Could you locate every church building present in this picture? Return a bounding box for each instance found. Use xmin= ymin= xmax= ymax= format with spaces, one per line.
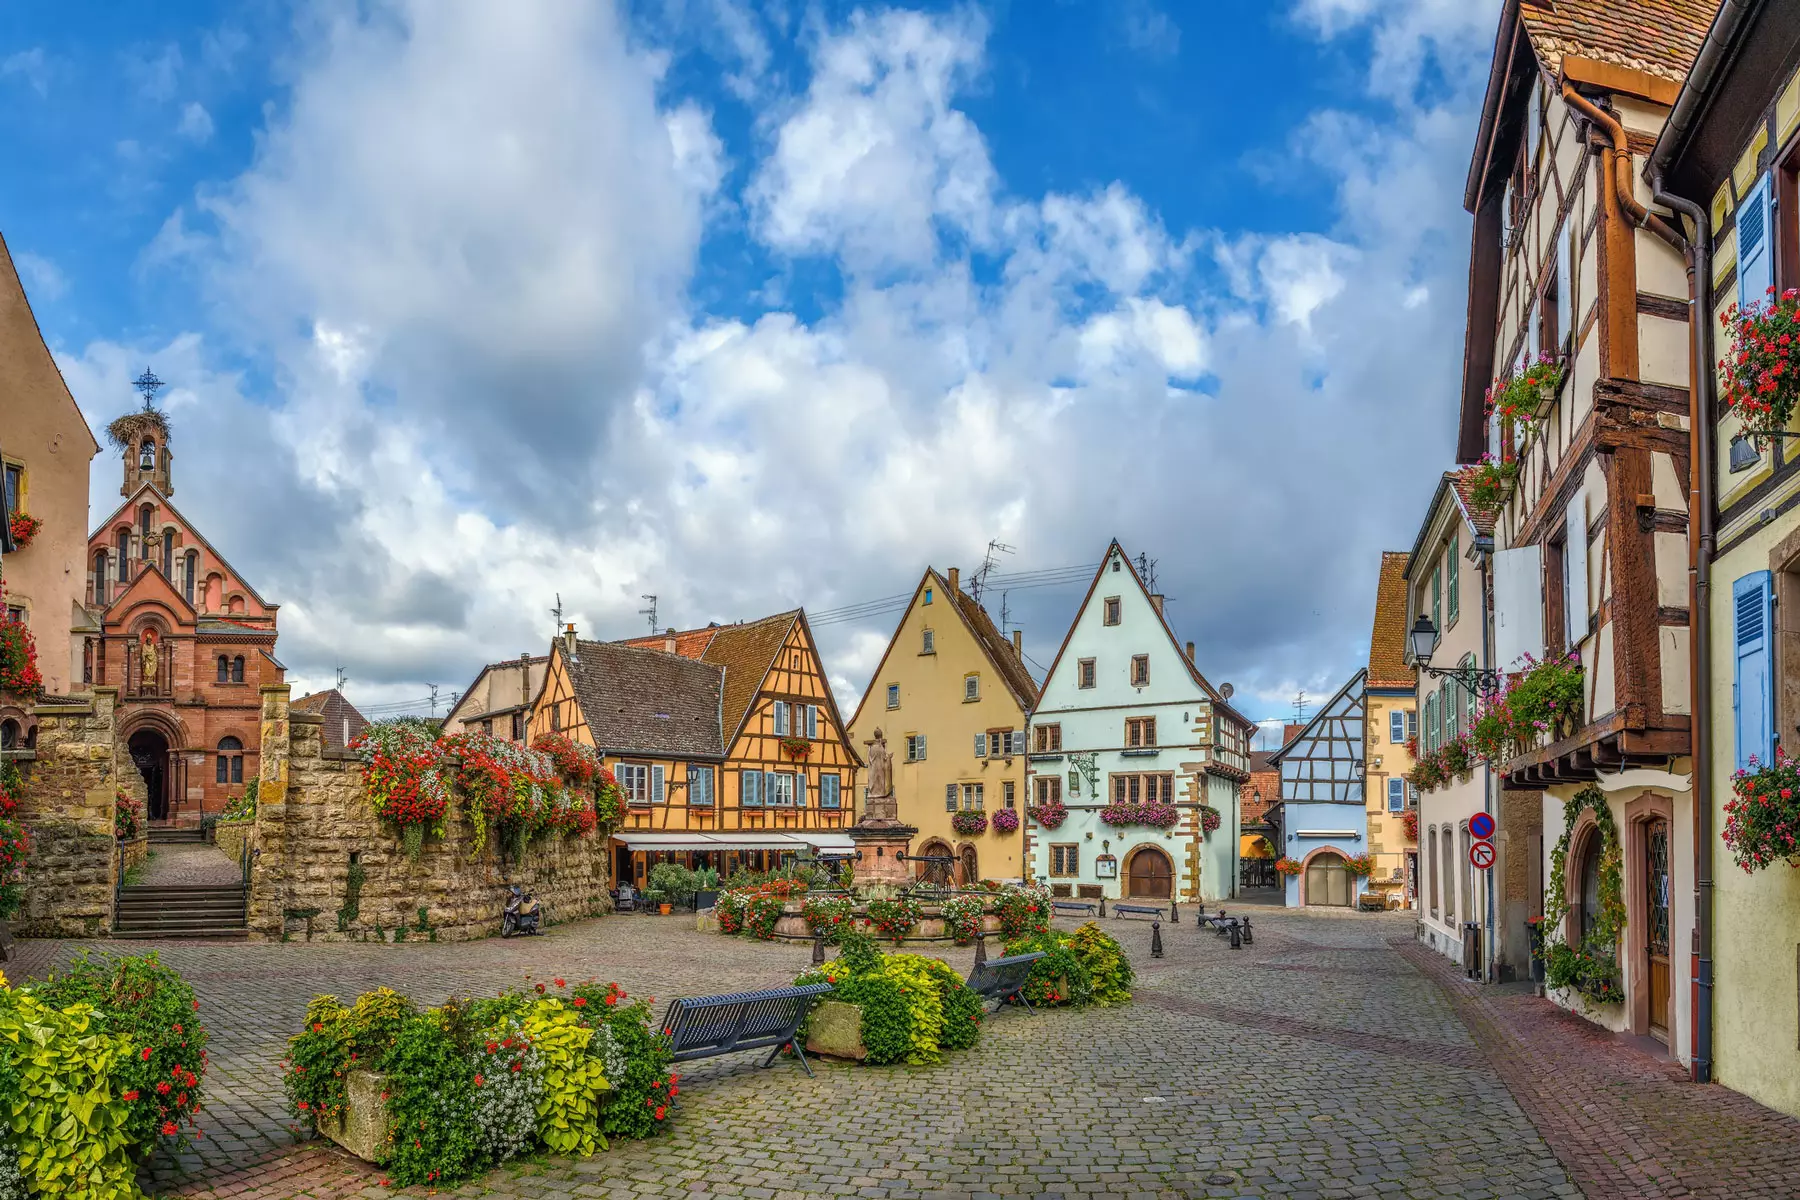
xmin=85 ymin=393 xmax=282 ymax=826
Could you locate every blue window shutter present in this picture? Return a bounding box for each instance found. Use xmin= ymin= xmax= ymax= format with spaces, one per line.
xmin=797 ymin=773 xmax=808 ymax=808
xmin=808 ymin=705 xmax=818 ymax=738
xmin=773 ymin=701 xmax=788 ymax=736
xmin=1734 ymin=571 xmax=1776 ymax=770
xmin=743 ymin=770 xmax=761 ymax=807
xmin=651 ymin=765 xmax=665 ymax=805
xmin=1739 ymin=175 xmax=1774 ymax=314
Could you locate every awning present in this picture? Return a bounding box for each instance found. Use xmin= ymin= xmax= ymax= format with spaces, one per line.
xmin=611 ymin=832 xmax=823 ymax=852
xmin=792 ymin=832 xmax=855 ymax=851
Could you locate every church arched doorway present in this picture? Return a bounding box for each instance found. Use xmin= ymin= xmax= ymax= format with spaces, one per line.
xmin=957 ymin=843 xmax=978 ymax=887
xmin=1124 ymin=845 xmax=1173 ymax=899
xmin=129 ymin=729 xmax=170 ymax=821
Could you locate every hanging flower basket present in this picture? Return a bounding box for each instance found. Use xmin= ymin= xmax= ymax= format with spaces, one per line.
xmin=1720 ymin=287 xmax=1800 ymax=448
xmin=1458 ymin=454 xmax=1520 ymax=510
xmin=1028 ymin=801 xmax=1067 ymax=829
xmin=990 ymin=808 xmax=1020 ymax=834
xmin=1400 ymin=810 xmax=1419 ymax=842
xmin=1198 ymin=805 xmax=1221 ymax=834
xmin=779 ymin=737 xmax=811 ymax=760
xmin=1274 ymin=857 xmax=1303 ymax=877
xmin=1486 ymin=355 xmax=1565 ymax=430
xmin=1099 ymin=802 xmax=1179 ymax=829
xmin=1723 ymin=748 xmax=1800 ymax=871
xmin=7 ymin=512 xmax=41 ymax=550
xmin=950 ymin=810 xmax=988 ymax=836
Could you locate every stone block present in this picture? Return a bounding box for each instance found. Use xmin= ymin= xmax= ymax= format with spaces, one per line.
xmin=805 ymin=1000 xmax=866 ymax=1061
xmin=315 ymin=1069 xmax=392 ymax=1163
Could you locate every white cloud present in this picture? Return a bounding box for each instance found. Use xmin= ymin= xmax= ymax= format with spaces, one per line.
xmin=1119 ymin=1 xmax=1180 ymax=60
xmin=132 ymin=43 xmax=183 ymax=103
xmin=1291 ymin=0 xmax=1500 ymax=102
xmin=14 ymin=252 xmax=67 ymax=302
xmin=1 ymin=48 xmax=49 ymax=96
xmin=177 ymin=101 xmax=215 ymax=143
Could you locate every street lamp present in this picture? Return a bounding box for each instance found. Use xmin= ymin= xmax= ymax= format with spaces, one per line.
xmin=1407 ymin=615 xmax=1503 ymax=698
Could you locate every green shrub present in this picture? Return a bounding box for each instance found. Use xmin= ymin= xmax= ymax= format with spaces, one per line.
xmin=792 ymin=935 xmax=982 ymax=1066
xmin=1004 ymin=930 xmax=1094 ymax=1007
xmin=380 ymin=1011 xmax=479 ymax=1188
xmin=518 ymin=1001 xmax=607 ymax=1157
xmin=568 ymin=981 xmax=675 ymax=1140
xmin=1067 ymin=922 xmax=1135 ymax=1005
xmin=995 ymin=885 xmax=1051 ymax=939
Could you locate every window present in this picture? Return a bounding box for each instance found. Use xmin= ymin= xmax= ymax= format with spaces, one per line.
xmin=1 ymin=462 xmax=19 ymax=517
xmin=773 ymin=701 xmax=788 ymax=736
xmin=1576 ymin=830 xmax=1603 ymax=942
xmin=481 ymin=718 xmax=493 ymax=736
xmin=945 ymin=783 xmax=958 ymax=812
xmin=4 ymin=604 xmax=21 ymax=625
xmin=922 ymin=629 xmax=935 ymax=654
xmin=1078 ymin=659 xmax=1096 ymax=689
xmin=1461 ymin=656 xmax=1478 ymax=730
xmin=232 ymin=655 xmax=245 ymax=683
xmin=1447 ymin=534 xmax=1460 ymax=623
xmin=688 ymin=766 xmax=714 ymax=807
xmin=116 ymin=529 xmax=130 ymax=583
xmin=550 ymin=704 xmax=562 ymax=732
xmin=216 ymin=736 xmax=243 ymax=785
xmin=1735 ymin=571 xmax=1775 ymax=769
xmin=1050 ymin=844 xmax=1079 ymax=877
xmin=1423 ymin=693 xmax=1439 ymax=753
xmin=1740 ymin=173 xmax=1774 ymax=314
xmin=974 ymin=732 xmax=987 ymax=758
xmin=807 ymin=705 xmax=818 ymax=738
xmin=886 ymin=684 xmax=899 ymax=709
xmin=617 ymin=764 xmax=650 ymax=805
xmin=1004 ymin=781 xmax=1016 ymax=809
xmin=741 ymin=770 xmax=763 ymax=807
xmin=1125 ymin=717 xmax=1156 ymax=747
xmin=217 ymin=655 xmax=230 ymax=683
xmin=1387 ymin=778 xmax=1405 ymax=813
xmin=1431 ymin=566 xmax=1442 ymax=635
xmin=1390 ymin=711 xmax=1405 ymax=744
xmin=1130 ymin=655 xmax=1149 ymax=686
xmin=1111 ymin=772 xmax=1173 ymax=803
xmin=183 ymin=550 xmax=197 ymax=604
xmin=510 ymin=711 xmax=525 ymax=741
xmin=820 ymin=774 xmax=841 ymax=808
xmin=905 ymin=733 xmax=926 ymax=762
xmin=1034 ymin=776 xmax=1062 ymax=805
xmin=988 ymin=731 xmax=1005 ymax=757
xmin=923 ymin=587 xmax=933 ymax=605
xmin=1008 ymin=729 xmax=1025 ymax=755
xmin=161 ymin=534 xmax=174 ymax=580
xmin=961 ymin=782 xmax=984 ymax=811
xmin=94 ymin=550 xmax=109 ymax=606
xmin=1443 ymin=831 xmax=1458 ymax=924
xmin=964 ymin=674 xmax=980 ymax=701
xmin=1428 ymin=828 xmax=1439 ymax=917
xmin=1103 ymin=597 xmax=1122 ymax=626
xmin=766 ymin=771 xmax=796 ymax=807
xmin=138 ymin=504 xmax=153 ymax=555
xmin=1034 ymin=723 xmax=1062 ymax=753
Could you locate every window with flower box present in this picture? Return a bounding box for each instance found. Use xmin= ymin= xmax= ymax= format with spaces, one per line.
xmin=961 ymin=783 xmax=984 ymax=811
xmin=1034 ymin=776 xmax=1061 ymax=805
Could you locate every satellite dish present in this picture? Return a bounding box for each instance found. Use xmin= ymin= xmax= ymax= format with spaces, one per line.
xmin=1221 ymin=683 xmax=1235 ymax=699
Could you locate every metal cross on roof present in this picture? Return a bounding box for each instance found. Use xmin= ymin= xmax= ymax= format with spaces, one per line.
xmin=131 ymin=368 xmax=166 ymax=409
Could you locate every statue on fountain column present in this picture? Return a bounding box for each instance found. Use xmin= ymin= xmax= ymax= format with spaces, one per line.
xmin=861 ymin=728 xmax=897 ymax=824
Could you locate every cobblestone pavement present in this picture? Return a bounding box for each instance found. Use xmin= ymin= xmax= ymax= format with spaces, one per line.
xmin=134 ymin=844 xmax=244 ymax=888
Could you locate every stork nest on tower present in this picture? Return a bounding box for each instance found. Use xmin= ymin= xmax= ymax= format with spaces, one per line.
xmin=105 ymin=407 xmax=171 ymax=452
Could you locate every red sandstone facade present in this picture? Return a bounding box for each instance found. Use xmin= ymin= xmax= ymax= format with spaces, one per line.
xmin=85 ymin=417 xmax=281 ymax=824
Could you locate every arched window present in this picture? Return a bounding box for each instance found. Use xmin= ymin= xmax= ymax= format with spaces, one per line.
xmin=161 ymin=532 xmax=174 ymax=579
xmin=140 ymin=439 xmax=156 ymax=470
xmin=217 ymin=655 xmax=230 ymax=683
xmin=183 ymin=550 xmax=197 ymax=604
xmin=138 ymin=505 xmax=153 ymax=556
xmin=1576 ymin=830 xmax=1603 ymax=943
xmin=94 ymin=550 xmax=109 ymax=606
xmin=216 ymin=736 xmax=243 ymax=784
xmin=1427 ymin=827 xmax=1439 ymax=917
xmin=116 ymin=529 xmax=131 ymax=583
xmin=0 ymin=719 xmax=18 ymax=751
xmin=231 ymin=656 xmax=245 ymax=683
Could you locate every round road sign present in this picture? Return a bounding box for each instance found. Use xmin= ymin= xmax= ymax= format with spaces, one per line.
xmin=1469 ymin=839 xmax=1496 ymax=870
xmin=1470 ymin=811 xmax=1496 ymax=840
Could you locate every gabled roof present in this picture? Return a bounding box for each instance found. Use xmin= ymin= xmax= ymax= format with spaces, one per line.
xmin=621 ymin=626 xmax=720 ymax=660
xmin=0 ymin=233 xmax=102 ymax=460
xmin=291 ymin=688 xmax=370 ymax=752
xmin=99 ymin=559 xmax=197 ymax=625
xmin=1268 ymin=667 xmax=1367 ymax=768
xmin=1037 ymin=540 xmax=1255 ymax=731
xmin=948 ymin=575 xmax=1039 ymax=711
xmin=564 ymin=639 xmax=726 ymax=759
xmin=446 ymin=654 xmax=549 ymax=724
xmin=1404 ymin=472 xmax=1496 ymax=584
xmin=698 ymin=611 xmax=802 ymax=745
xmin=1367 ymin=552 xmax=1415 ymax=691
xmin=1518 ymin=0 xmax=1717 ymax=85
xmin=1446 ymin=472 xmax=1499 ymax=538
xmin=90 ymin=481 xmax=278 ymax=612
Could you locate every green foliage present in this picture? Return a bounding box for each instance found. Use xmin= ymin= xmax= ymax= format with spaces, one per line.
xmin=994 ymin=885 xmax=1051 ymax=939
xmin=1541 ymin=785 xmax=1625 ymax=1007
xmin=743 ymin=895 xmax=784 ymax=940
xmin=864 ymin=896 xmax=922 ymax=942
xmin=793 ymin=934 xmax=982 ymax=1066
xmin=380 ymin=1012 xmax=479 ymax=1188
xmin=1004 ymin=930 xmax=1094 ymax=1008
xmin=1545 ymin=941 xmax=1624 ymax=1006
xmin=219 ymin=778 xmax=258 ymax=822
xmin=518 ymin=1001 xmax=607 ymax=1157
xmin=940 ymin=895 xmax=984 ymax=945
xmin=835 ymin=925 xmax=883 ymax=975
xmin=336 ymin=859 xmax=365 ymax=932
xmin=1067 ymin=923 xmax=1134 ymax=1005
xmin=801 ymin=894 xmax=854 ymax=941
xmin=647 ymin=862 xmax=698 ymax=903
xmin=566 ymin=982 xmax=675 ymax=1140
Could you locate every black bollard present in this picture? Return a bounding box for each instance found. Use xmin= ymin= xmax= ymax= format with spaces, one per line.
xmin=1170 ymin=898 xmax=1178 ymax=925
xmin=1229 ymin=920 xmax=1242 ymax=950
xmin=1240 ymin=914 xmax=1253 ymax=945
xmin=973 ymin=931 xmax=988 ymax=967
xmin=811 ymin=934 xmax=825 ymax=966
xmin=1196 ymin=901 xmax=1208 ymax=923
xmin=1151 ymin=920 xmax=1164 ymax=959
xmin=1098 ymin=895 xmax=1106 ymax=918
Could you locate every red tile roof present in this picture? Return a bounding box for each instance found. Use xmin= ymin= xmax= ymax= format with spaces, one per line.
xmin=1367 ymin=552 xmax=1416 ymax=690
xmin=1447 ymin=471 xmax=1499 ymax=537
xmin=697 ymin=612 xmax=801 ymax=744
xmin=1518 ymin=0 xmax=1718 ymax=84
xmin=619 ymin=627 xmax=720 ymax=660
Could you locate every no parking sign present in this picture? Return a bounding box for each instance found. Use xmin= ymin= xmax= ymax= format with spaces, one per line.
xmin=1470 ymin=811 xmax=1495 ymax=839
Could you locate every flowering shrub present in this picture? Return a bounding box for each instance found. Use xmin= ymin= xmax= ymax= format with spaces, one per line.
xmin=1720 ymin=287 xmax=1800 ymax=446
xmin=865 ymin=896 xmax=923 ymax=943
xmin=468 ymin=1021 xmax=542 ymax=1162
xmin=801 ymin=894 xmax=854 ymax=940
xmin=354 ymin=721 xmax=450 ymax=860
xmin=743 ymin=894 xmax=784 ymax=940
xmin=950 ymin=810 xmax=988 ymax=835
xmin=1027 ymin=799 xmax=1067 ymax=829
xmin=941 ymin=895 xmax=985 ymax=945
xmin=1198 ymin=805 xmax=1222 ymax=834
xmin=991 ymin=807 xmax=1020 ymax=833
xmin=995 ymin=884 xmax=1050 ymax=938
xmin=1099 ymin=801 xmax=1179 ymax=829
xmin=1458 ymin=453 xmax=1519 ymax=510
xmin=1486 ymin=354 xmax=1564 ymax=432
xmin=5 ymin=513 xmax=39 ymax=551
xmin=714 ymin=889 xmax=746 ymax=934
xmin=114 ymin=788 xmax=142 ymax=841
xmin=0 ymin=763 xmax=27 ymax=921
xmin=1408 ymin=654 xmax=1584 ymax=789
xmin=1401 ymin=810 xmax=1419 ymax=842
xmin=1002 ymin=930 xmax=1093 ymax=1007
xmin=1343 ymin=854 xmax=1374 ymax=878
xmin=0 ymin=598 xmax=44 ymax=702
xmin=531 ymin=733 xmax=599 ymax=786
xmin=1274 ymin=856 xmax=1303 ymax=876
xmin=1723 ymin=749 xmax=1800 ymax=872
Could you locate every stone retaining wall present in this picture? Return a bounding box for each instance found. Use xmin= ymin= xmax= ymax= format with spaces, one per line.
xmin=215 ymin=818 xmax=253 ymax=866
xmin=247 ymin=685 xmax=614 ymax=942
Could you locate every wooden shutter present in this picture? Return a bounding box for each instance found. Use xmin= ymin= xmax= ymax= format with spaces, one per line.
xmin=797 ymin=773 xmax=807 ymax=808
xmin=807 ymin=705 xmax=818 ymax=738
xmin=975 ymin=733 xmax=987 ymax=757
xmin=1739 ymin=175 xmax=1774 ymax=314
xmin=773 ymin=701 xmax=788 ymax=736
xmin=743 ymin=770 xmax=762 ymax=807
xmin=1734 ymin=571 xmax=1776 ymax=770
xmin=1556 ymin=218 xmax=1573 ymax=353
xmin=1493 ymin=545 xmax=1546 ymax=670
xmin=917 ymin=734 xmax=926 ymax=759
xmin=1565 ymin=488 xmax=1589 ymax=649
xmin=946 ymin=783 xmax=957 ymax=812
xmin=652 ymin=764 xmax=666 ymax=805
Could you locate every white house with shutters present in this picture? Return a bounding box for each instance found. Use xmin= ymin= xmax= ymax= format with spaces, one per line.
xmin=1268 ymin=670 xmax=1372 ymax=907
xmin=1024 ymin=542 xmax=1253 ymax=904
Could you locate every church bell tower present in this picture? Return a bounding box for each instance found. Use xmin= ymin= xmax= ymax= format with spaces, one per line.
xmin=115 ymin=369 xmax=173 ymax=497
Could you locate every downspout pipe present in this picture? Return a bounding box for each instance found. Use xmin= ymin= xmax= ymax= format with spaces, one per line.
xmin=1652 ymin=171 xmax=1715 ymax=1085
xmin=1563 ymin=83 xmax=1687 ymax=251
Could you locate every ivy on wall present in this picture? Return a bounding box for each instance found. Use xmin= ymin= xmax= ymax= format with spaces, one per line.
xmin=1541 ymin=784 xmax=1625 ymax=1006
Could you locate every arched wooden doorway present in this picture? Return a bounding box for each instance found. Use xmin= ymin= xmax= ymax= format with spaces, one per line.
xmin=915 ymin=838 xmax=955 ymax=887
xmin=957 ymin=843 xmax=978 ymax=887
xmin=1124 ymin=845 xmax=1172 ymax=899
xmin=1304 ymin=851 xmax=1353 ymax=907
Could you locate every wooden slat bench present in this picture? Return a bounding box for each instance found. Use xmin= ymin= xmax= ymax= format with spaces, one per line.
xmin=965 ymin=951 xmax=1046 ymax=1012
xmin=658 ymin=984 xmax=835 ymax=1077
xmin=1051 ymin=899 xmax=1099 ymax=919
xmin=1111 ymin=902 xmax=1167 ymax=921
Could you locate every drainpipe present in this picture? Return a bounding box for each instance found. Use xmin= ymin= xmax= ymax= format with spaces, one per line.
xmin=1652 ymin=171 xmax=1715 ymax=1085
xmin=1562 ymin=83 xmax=1687 ymax=252
xmin=1478 ymin=544 xmax=1497 ymax=982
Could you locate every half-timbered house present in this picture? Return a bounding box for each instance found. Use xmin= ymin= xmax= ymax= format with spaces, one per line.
xmin=1459 ymin=0 xmax=1711 ymax=1059
xmin=1268 ymin=671 xmax=1370 ymax=908
xmin=1026 ymin=542 xmax=1253 ymax=904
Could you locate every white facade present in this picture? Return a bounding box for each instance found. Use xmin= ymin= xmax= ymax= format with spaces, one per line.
xmin=1025 ymin=543 xmax=1250 ymax=904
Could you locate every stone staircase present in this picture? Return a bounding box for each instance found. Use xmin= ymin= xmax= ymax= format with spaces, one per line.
xmin=113 ymin=884 xmax=248 ymax=939
xmin=148 ymin=825 xmax=207 ymax=844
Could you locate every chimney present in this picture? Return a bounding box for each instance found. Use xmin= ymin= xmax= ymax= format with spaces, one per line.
xmin=664 ymin=627 xmax=678 ymax=655
xmin=1185 ymin=641 xmax=1195 ymax=663
xmin=521 ymin=652 xmax=532 ymax=706
xmin=562 ymin=623 xmax=578 ymax=659
xmin=947 ymin=567 xmax=960 ymax=593
xmin=1011 ymin=629 xmax=1022 ymax=657
xmin=1283 ymin=722 xmax=1305 ymax=744
xmin=1150 ymin=594 xmax=1165 ymax=617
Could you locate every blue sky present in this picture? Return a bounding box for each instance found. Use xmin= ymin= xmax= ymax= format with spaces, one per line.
xmin=0 ymin=0 xmax=1502 ymax=724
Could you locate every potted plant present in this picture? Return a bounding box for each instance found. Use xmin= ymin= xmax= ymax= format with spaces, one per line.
xmin=693 ymin=865 xmax=721 ymax=911
xmin=1720 ymin=286 xmax=1800 ymax=448
xmin=780 ymin=736 xmax=811 ymax=760
xmin=643 ymin=887 xmax=669 ymax=915
xmin=648 ymin=862 xmax=698 ymax=912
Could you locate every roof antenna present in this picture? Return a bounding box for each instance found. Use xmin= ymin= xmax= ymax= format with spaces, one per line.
xmin=972 ymin=540 xmax=1014 ymax=603
xmin=1292 ymin=690 xmax=1309 ymax=724
xmin=639 ymin=594 xmax=658 ymax=635
xmin=428 ymin=684 xmax=441 ymax=718
xmin=998 ymin=590 xmax=1011 ymax=635
xmin=335 ymin=664 xmax=348 ymax=691
xmin=550 ymin=593 xmax=564 ymax=643
xmin=1136 ymin=551 xmax=1159 ymax=593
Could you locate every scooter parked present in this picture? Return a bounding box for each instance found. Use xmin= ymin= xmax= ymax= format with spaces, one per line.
xmin=501 ymin=884 xmax=541 ymax=937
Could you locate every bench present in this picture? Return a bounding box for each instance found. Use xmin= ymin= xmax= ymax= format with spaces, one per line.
xmin=1051 ymin=900 xmax=1099 ymax=918
xmin=965 ymin=951 xmax=1046 ymax=1013
xmin=1111 ymin=902 xmax=1167 ymax=921
xmin=658 ymin=984 xmax=835 ymax=1077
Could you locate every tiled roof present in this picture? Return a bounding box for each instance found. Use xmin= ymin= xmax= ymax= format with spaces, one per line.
xmin=697 ymin=612 xmax=800 ymax=743
xmin=946 ymin=577 xmax=1039 ymax=710
xmin=1367 ymin=552 xmax=1415 ymax=690
xmin=568 ymin=640 xmax=725 ymax=759
xmin=620 ymin=627 xmax=720 ymax=660
xmin=1518 ymin=0 xmax=1717 ymax=84
xmin=291 ymin=689 xmax=370 ymax=752
xmin=1446 ymin=471 xmax=1499 ymax=537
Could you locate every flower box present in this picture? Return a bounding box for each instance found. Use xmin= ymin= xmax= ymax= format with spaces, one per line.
xmin=314 ymin=1069 xmax=393 ymax=1163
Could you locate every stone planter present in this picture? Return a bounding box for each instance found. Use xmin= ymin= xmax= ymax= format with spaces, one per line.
xmin=315 ymin=1069 xmax=393 ymax=1163
xmin=804 ymin=999 xmax=867 ymax=1061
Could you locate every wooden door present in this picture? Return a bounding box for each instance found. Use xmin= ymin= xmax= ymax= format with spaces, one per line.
xmin=1126 ymin=847 xmax=1172 ymax=898
xmin=958 ymin=844 xmax=978 ymax=887
xmin=1645 ymin=817 xmax=1671 ymax=1041
xmin=1306 ymin=853 xmax=1352 ymax=907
